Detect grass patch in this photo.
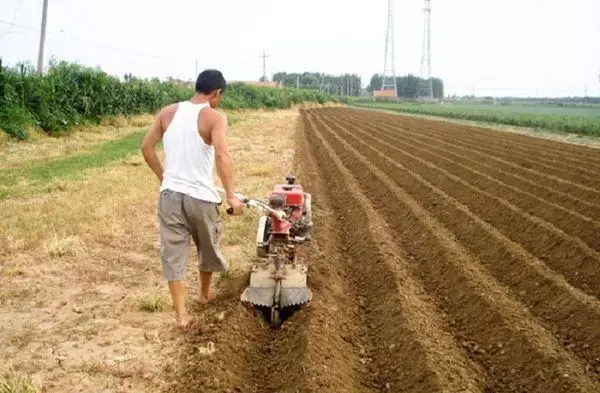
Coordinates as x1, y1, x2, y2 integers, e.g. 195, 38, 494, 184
136, 290, 168, 313
352, 101, 600, 137
245, 162, 273, 177
0, 130, 145, 198
0, 369, 36, 393
44, 235, 83, 258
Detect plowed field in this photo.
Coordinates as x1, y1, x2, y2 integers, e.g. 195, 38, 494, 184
295, 108, 600, 392
166, 107, 600, 393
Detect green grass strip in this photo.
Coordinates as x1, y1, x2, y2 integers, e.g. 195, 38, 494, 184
0, 130, 146, 199
352, 102, 600, 137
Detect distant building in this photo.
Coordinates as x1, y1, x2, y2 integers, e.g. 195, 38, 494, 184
373, 89, 398, 98
230, 80, 282, 88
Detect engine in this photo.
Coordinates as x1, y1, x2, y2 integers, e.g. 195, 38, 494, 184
256, 175, 312, 258
268, 175, 312, 239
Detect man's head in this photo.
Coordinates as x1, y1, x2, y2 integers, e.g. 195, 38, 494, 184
195, 69, 227, 108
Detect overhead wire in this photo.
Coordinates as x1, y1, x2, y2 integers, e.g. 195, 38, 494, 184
0, 0, 25, 39
0, 19, 187, 64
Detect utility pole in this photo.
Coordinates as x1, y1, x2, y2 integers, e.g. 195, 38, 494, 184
350, 76, 353, 97
37, 0, 49, 75
195, 59, 198, 78
296, 74, 299, 89
259, 50, 269, 81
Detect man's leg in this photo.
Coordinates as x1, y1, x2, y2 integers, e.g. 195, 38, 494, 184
158, 190, 194, 328
198, 271, 215, 304
168, 280, 192, 326
186, 198, 229, 304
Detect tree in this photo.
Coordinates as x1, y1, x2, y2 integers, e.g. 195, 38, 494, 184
366, 73, 445, 99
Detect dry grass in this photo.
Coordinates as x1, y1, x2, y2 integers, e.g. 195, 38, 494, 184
136, 289, 169, 313
0, 114, 153, 170
0, 108, 298, 392
44, 235, 83, 258
0, 369, 37, 393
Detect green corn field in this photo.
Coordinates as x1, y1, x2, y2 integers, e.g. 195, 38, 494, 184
0, 60, 337, 140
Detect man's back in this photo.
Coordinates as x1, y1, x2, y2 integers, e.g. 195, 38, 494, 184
160, 101, 221, 204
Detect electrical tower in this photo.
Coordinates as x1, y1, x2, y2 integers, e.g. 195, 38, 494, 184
381, 0, 398, 97
419, 0, 433, 100
259, 50, 269, 82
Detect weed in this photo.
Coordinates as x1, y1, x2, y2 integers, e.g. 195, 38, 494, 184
0, 369, 37, 393
44, 235, 82, 258
136, 290, 168, 313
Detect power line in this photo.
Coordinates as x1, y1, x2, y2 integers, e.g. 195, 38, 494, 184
0, 19, 186, 64
0, 0, 24, 39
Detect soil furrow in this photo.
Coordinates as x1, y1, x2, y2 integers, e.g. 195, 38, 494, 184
348, 109, 600, 197
165, 275, 311, 393
400, 121, 600, 190
360, 109, 600, 168
314, 110, 600, 374
306, 109, 600, 393
318, 111, 600, 298
344, 110, 600, 222
326, 111, 600, 251
360, 110, 600, 178
301, 111, 486, 393
290, 115, 372, 393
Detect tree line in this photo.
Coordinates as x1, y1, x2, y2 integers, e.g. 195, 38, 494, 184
269, 72, 445, 99
272, 72, 362, 97
367, 74, 444, 99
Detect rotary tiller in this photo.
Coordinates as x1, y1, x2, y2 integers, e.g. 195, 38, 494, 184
217, 175, 313, 327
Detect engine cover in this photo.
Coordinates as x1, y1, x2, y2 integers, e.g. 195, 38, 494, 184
271, 184, 304, 207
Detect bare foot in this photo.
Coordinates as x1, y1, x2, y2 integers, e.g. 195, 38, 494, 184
177, 315, 202, 334
197, 293, 216, 305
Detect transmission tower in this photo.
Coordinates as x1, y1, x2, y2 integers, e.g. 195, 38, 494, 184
419, 0, 433, 100
259, 50, 269, 82
381, 0, 398, 96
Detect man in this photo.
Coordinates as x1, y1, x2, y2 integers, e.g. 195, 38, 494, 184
141, 69, 245, 331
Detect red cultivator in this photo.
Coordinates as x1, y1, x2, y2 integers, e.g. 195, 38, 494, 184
219, 175, 313, 327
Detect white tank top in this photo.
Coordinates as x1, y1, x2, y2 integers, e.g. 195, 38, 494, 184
159, 101, 221, 203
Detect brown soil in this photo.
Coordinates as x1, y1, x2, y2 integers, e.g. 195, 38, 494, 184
6, 107, 598, 392
283, 108, 600, 392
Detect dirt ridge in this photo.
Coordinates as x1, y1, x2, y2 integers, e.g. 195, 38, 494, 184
312, 109, 600, 373
329, 110, 600, 249
348, 109, 600, 199
341, 110, 600, 221
305, 109, 600, 392
318, 111, 600, 298
368, 110, 600, 167
303, 112, 486, 392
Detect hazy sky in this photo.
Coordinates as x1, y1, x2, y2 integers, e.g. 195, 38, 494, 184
1, 0, 599, 97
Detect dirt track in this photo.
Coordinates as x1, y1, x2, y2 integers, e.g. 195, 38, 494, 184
167, 107, 600, 392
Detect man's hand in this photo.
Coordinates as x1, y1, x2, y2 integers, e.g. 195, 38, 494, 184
226, 196, 245, 215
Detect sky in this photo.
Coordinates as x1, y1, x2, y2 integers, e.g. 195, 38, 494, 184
0, 0, 599, 97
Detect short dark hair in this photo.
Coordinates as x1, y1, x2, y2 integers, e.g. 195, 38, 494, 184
195, 69, 227, 94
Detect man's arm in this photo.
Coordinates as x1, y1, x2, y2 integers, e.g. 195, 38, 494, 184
211, 112, 235, 198
211, 111, 244, 215
141, 108, 166, 182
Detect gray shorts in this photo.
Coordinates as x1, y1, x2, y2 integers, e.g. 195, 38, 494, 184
158, 189, 228, 281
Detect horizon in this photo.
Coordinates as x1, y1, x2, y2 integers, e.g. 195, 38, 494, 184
1, 0, 599, 98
